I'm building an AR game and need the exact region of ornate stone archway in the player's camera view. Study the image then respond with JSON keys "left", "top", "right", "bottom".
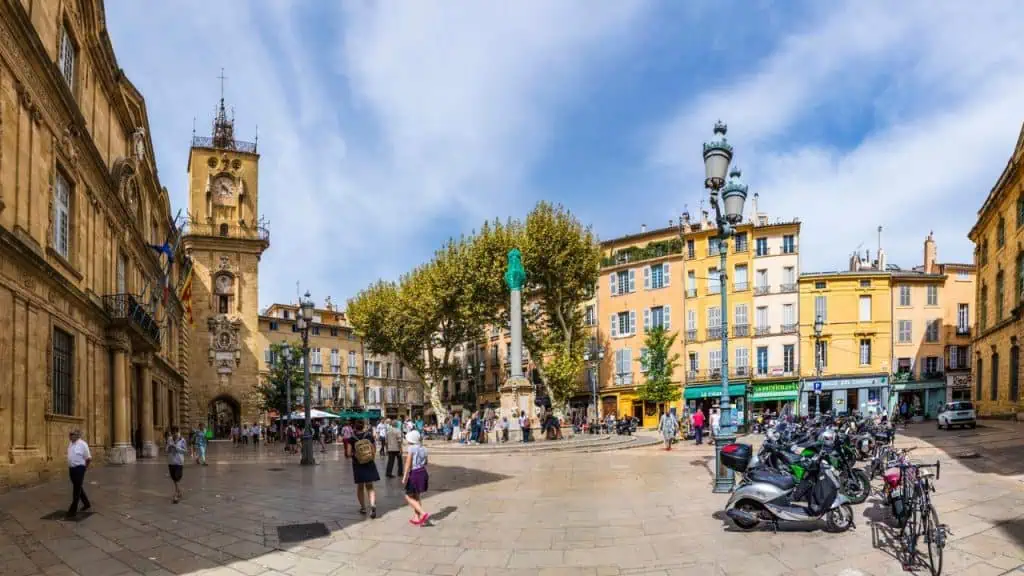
{"left": 207, "top": 395, "right": 241, "bottom": 439}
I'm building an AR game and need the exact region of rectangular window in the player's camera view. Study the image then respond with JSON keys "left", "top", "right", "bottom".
{"left": 783, "top": 344, "right": 795, "bottom": 372}
{"left": 709, "top": 350, "right": 722, "bottom": 372}
{"left": 756, "top": 347, "right": 768, "bottom": 375}
{"left": 755, "top": 237, "right": 768, "bottom": 256}
{"left": 348, "top": 351, "right": 357, "bottom": 374}
{"left": 734, "top": 233, "right": 748, "bottom": 252}
{"left": 649, "top": 306, "right": 666, "bottom": 330}
{"left": 735, "top": 348, "right": 749, "bottom": 370}
{"left": 734, "top": 304, "right": 748, "bottom": 326}
{"left": 218, "top": 295, "right": 228, "bottom": 314}
{"left": 708, "top": 268, "right": 721, "bottom": 294}
{"left": 897, "top": 357, "right": 912, "bottom": 374}
{"left": 584, "top": 305, "right": 595, "bottom": 326}
{"left": 814, "top": 295, "right": 827, "bottom": 323}
{"left": 980, "top": 286, "right": 988, "bottom": 331}
{"left": 1011, "top": 347, "right": 1020, "bottom": 402}
{"left": 617, "top": 311, "right": 630, "bottom": 336}
{"left": 734, "top": 265, "right": 748, "bottom": 290}
{"left": 783, "top": 267, "right": 795, "bottom": 286}
{"left": 312, "top": 326, "right": 321, "bottom": 336}
{"left": 331, "top": 328, "right": 339, "bottom": 337}
{"left": 755, "top": 306, "right": 768, "bottom": 330}
{"left": 686, "top": 239, "right": 695, "bottom": 259}
{"left": 815, "top": 281, "right": 826, "bottom": 289}
{"left": 859, "top": 339, "right": 871, "bottom": 366}
{"left": 686, "top": 309, "right": 697, "bottom": 331}
{"left": 925, "top": 356, "right": 940, "bottom": 376}
{"left": 399, "top": 363, "right": 405, "bottom": 379}
{"left": 54, "top": 171, "right": 71, "bottom": 259}
{"left": 991, "top": 353, "right": 999, "bottom": 401}
{"left": 782, "top": 303, "right": 795, "bottom": 327}
{"left": 957, "top": 270, "right": 969, "bottom": 281}
{"left": 925, "top": 319, "right": 940, "bottom": 342}
{"left": 492, "top": 344, "right": 499, "bottom": 363}
{"left": 755, "top": 269, "right": 768, "bottom": 289}
{"left": 816, "top": 340, "right": 828, "bottom": 369}
{"left": 52, "top": 328, "right": 73, "bottom": 416}
{"left": 687, "top": 271, "right": 696, "bottom": 291}
{"left": 898, "top": 320, "right": 912, "bottom": 343}
{"left": 688, "top": 352, "right": 699, "bottom": 373}
{"left": 709, "top": 237, "right": 721, "bottom": 255}
{"left": 976, "top": 359, "right": 983, "bottom": 401}
{"left": 648, "top": 263, "right": 667, "bottom": 289}
{"left": 860, "top": 279, "right": 870, "bottom": 288}
{"left": 707, "top": 306, "right": 721, "bottom": 328}
{"left": 997, "top": 273, "right": 1005, "bottom": 320}
{"left": 269, "top": 321, "right": 279, "bottom": 331}
{"left": 927, "top": 285, "right": 938, "bottom": 306}
{"left": 899, "top": 285, "right": 911, "bottom": 307}
{"left": 615, "top": 348, "right": 633, "bottom": 385}
{"left": 782, "top": 235, "right": 795, "bottom": 254}
{"left": 859, "top": 295, "right": 871, "bottom": 322}
{"left": 958, "top": 304, "right": 970, "bottom": 333}
{"left": 58, "top": 25, "right": 76, "bottom": 90}
{"left": 330, "top": 349, "right": 340, "bottom": 368}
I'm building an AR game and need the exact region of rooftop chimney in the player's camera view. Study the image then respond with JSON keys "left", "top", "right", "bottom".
{"left": 640, "top": 223, "right": 647, "bottom": 233}
{"left": 750, "top": 192, "right": 759, "bottom": 224}
{"left": 924, "top": 231, "right": 937, "bottom": 274}
{"left": 701, "top": 210, "right": 710, "bottom": 228}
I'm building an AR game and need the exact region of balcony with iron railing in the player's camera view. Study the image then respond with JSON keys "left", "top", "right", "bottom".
{"left": 780, "top": 283, "right": 798, "bottom": 294}
{"left": 733, "top": 366, "right": 749, "bottom": 378}
{"left": 708, "top": 285, "right": 722, "bottom": 295}
{"left": 192, "top": 135, "right": 258, "bottom": 153}
{"left": 686, "top": 288, "right": 698, "bottom": 298}
{"left": 685, "top": 329, "right": 698, "bottom": 343}
{"left": 782, "top": 244, "right": 798, "bottom": 255}
{"left": 755, "top": 247, "right": 771, "bottom": 257}
{"left": 182, "top": 219, "right": 269, "bottom": 244}
{"left": 735, "top": 243, "right": 749, "bottom": 254}
{"left": 103, "top": 294, "right": 161, "bottom": 350}
{"left": 733, "top": 324, "right": 750, "bottom": 337}
{"left": 781, "top": 323, "right": 798, "bottom": 334}
{"left": 707, "top": 326, "right": 723, "bottom": 340}
{"left": 753, "top": 365, "right": 798, "bottom": 379}
{"left": 734, "top": 281, "right": 749, "bottom": 292}
{"left": 754, "top": 326, "right": 772, "bottom": 336}
{"left": 684, "top": 250, "right": 697, "bottom": 260}
{"left": 754, "top": 285, "right": 771, "bottom": 296}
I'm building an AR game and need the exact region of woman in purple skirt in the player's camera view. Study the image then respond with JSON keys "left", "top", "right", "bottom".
{"left": 402, "top": 430, "right": 430, "bottom": 526}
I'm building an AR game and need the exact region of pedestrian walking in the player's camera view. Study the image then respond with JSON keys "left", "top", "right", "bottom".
{"left": 166, "top": 427, "right": 187, "bottom": 503}
{"left": 341, "top": 420, "right": 354, "bottom": 458}
{"left": 385, "top": 420, "right": 404, "bottom": 478}
{"left": 658, "top": 411, "right": 678, "bottom": 451}
{"left": 402, "top": 430, "right": 430, "bottom": 526}
{"left": 710, "top": 408, "right": 721, "bottom": 438}
{"left": 65, "top": 429, "right": 92, "bottom": 519}
{"left": 195, "top": 424, "right": 209, "bottom": 465}
{"left": 252, "top": 423, "right": 261, "bottom": 447}
{"left": 692, "top": 409, "right": 705, "bottom": 445}
{"left": 346, "top": 420, "right": 380, "bottom": 518}
{"left": 376, "top": 419, "right": 388, "bottom": 457}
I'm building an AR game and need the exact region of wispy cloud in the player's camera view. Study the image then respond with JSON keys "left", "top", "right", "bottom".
{"left": 649, "top": 0, "right": 1024, "bottom": 271}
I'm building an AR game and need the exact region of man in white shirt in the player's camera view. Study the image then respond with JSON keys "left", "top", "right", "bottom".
{"left": 66, "top": 429, "right": 92, "bottom": 518}
{"left": 376, "top": 420, "right": 388, "bottom": 457}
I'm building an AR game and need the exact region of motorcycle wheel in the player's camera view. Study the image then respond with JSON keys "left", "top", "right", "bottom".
{"left": 731, "top": 501, "right": 762, "bottom": 531}
{"left": 843, "top": 469, "right": 871, "bottom": 504}
{"left": 825, "top": 503, "right": 855, "bottom": 533}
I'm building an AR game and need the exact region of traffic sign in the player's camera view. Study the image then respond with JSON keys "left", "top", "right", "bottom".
{"left": 813, "top": 381, "right": 822, "bottom": 392}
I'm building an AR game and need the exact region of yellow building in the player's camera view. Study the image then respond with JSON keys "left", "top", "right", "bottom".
{"left": 258, "top": 301, "right": 422, "bottom": 423}
{"left": 0, "top": 0, "right": 190, "bottom": 489}
{"left": 799, "top": 262, "right": 892, "bottom": 416}
{"left": 968, "top": 122, "right": 1024, "bottom": 417}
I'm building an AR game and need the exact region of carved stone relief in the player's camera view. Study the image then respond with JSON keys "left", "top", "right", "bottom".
{"left": 207, "top": 315, "right": 242, "bottom": 374}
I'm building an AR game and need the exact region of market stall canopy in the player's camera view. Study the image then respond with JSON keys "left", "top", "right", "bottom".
{"left": 278, "top": 409, "right": 339, "bottom": 420}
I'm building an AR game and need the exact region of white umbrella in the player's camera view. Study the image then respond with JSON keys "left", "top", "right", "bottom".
{"left": 281, "top": 409, "right": 339, "bottom": 420}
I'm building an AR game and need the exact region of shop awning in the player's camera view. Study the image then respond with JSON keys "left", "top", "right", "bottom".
{"left": 329, "top": 409, "right": 382, "bottom": 420}
{"left": 891, "top": 380, "right": 945, "bottom": 392}
{"left": 684, "top": 383, "right": 746, "bottom": 400}
{"left": 750, "top": 382, "right": 799, "bottom": 402}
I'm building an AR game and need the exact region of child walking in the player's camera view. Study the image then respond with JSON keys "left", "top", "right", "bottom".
{"left": 166, "top": 427, "right": 186, "bottom": 503}
{"left": 402, "top": 430, "right": 430, "bottom": 526}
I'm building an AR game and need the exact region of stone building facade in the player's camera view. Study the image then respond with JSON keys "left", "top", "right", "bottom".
{"left": 182, "top": 100, "right": 268, "bottom": 432}
{"left": 968, "top": 123, "right": 1024, "bottom": 417}
{"left": 0, "top": 0, "right": 189, "bottom": 490}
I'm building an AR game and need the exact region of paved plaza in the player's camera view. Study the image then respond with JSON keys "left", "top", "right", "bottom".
{"left": 2, "top": 423, "right": 1024, "bottom": 576}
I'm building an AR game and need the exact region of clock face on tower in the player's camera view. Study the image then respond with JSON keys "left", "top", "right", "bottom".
{"left": 213, "top": 175, "right": 234, "bottom": 198}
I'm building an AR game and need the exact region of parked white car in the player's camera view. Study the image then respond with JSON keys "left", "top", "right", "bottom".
{"left": 937, "top": 401, "right": 976, "bottom": 430}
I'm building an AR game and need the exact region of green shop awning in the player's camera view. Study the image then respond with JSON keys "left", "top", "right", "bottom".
{"left": 332, "top": 409, "right": 382, "bottom": 419}
{"left": 750, "top": 382, "right": 799, "bottom": 402}
{"left": 891, "top": 380, "right": 945, "bottom": 392}
{"left": 684, "top": 383, "right": 746, "bottom": 400}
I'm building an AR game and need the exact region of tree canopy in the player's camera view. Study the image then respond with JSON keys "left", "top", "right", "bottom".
{"left": 254, "top": 341, "right": 305, "bottom": 417}
{"left": 637, "top": 326, "right": 681, "bottom": 405}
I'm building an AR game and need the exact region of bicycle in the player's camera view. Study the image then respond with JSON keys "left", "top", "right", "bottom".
{"left": 898, "top": 460, "right": 948, "bottom": 575}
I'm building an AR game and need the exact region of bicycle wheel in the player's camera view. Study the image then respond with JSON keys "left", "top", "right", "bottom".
{"left": 925, "top": 505, "right": 944, "bottom": 576}
{"left": 903, "top": 503, "right": 919, "bottom": 569}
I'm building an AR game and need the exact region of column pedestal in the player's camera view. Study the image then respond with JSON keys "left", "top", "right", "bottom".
{"left": 499, "top": 375, "right": 535, "bottom": 442}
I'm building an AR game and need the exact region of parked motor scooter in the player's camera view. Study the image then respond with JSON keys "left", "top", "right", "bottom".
{"left": 720, "top": 443, "right": 856, "bottom": 533}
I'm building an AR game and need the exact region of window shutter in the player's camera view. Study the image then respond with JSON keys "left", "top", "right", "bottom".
{"left": 938, "top": 356, "right": 944, "bottom": 371}
{"left": 664, "top": 262, "right": 671, "bottom": 286}
{"left": 643, "top": 266, "right": 650, "bottom": 290}
{"left": 640, "top": 348, "right": 648, "bottom": 373}
{"left": 264, "top": 348, "right": 271, "bottom": 363}
{"left": 643, "top": 308, "right": 650, "bottom": 332}
{"left": 628, "top": 269, "right": 636, "bottom": 292}
{"left": 664, "top": 305, "right": 672, "bottom": 330}
{"left": 629, "top": 310, "right": 637, "bottom": 335}
{"left": 610, "top": 273, "right": 617, "bottom": 296}
{"left": 610, "top": 314, "right": 618, "bottom": 338}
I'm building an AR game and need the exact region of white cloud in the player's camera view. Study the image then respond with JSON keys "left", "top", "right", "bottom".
{"left": 649, "top": 0, "right": 1024, "bottom": 271}
{"left": 106, "top": 1, "right": 648, "bottom": 305}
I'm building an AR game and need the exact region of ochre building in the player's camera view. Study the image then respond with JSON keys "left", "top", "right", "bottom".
{"left": 968, "top": 123, "right": 1024, "bottom": 417}
{"left": 0, "top": 0, "right": 189, "bottom": 490}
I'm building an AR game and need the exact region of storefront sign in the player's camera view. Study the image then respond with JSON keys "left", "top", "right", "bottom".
{"left": 948, "top": 373, "right": 972, "bottom": 389}
{"left": 813, "top": 376, "right": 888, "bottom": 391}
{"left": 683, "top": 383, "right": 746, "bottom": 400}
{"left": 750, "top": 382, "right": 799, "bottom": 402}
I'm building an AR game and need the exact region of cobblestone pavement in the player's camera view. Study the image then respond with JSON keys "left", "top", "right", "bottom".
{"left": 2, "top": 423, "right": 1024, "bottom": 576}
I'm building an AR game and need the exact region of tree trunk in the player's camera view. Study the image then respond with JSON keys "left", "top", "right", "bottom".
{"left": 427, "top": 381, "right": 449, "bottom": 422}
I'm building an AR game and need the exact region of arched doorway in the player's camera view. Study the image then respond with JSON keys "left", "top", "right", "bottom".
{"left": 208, "top": 395, "right": 240, "bottom": 439}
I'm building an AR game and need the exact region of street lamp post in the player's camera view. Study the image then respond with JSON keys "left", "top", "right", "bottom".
{"left": 583, "top": 346, "right": 605, "bottom": 427}
{"left": 814, "top": 314, "right": 824, "bottom": 417}
{"left": 280, "top": 345, "right": 293, "bottom": 448}
{"left": 702, "top": 121, "right": 748, "bottom": 494}
{"left": 297, "top": 291, "right": 316, "bottom": 466}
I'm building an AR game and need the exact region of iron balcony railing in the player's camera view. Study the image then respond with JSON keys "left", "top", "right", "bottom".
{"left": 708, "top": 285, "right": 722, "bottom": 295}
{"left": 686, "top": 288, "right": 698, "bottom": 298}
{"left": 780, "top": 283, "right": 798, "bottom": 293}
{"left": 685, "top": 250, "right": 697, "bottom": 260}
{"left": 182, "top": 220, "right": 269, "bottom": 243}
{"left": 734, "top": 281, "right": 749, "bottom": 292}
{"left": 733, "top": 324, "right": 750, "bottom": 337}
{"left": 754, "top": 285, "right": 771, "bottom": 296}
{"left": 782, "top": 244, "right": 798, "bottom": 254}
{"left": 734, "top": 366, "right": 749, "bottom": 377}
{"left": 754, "top": 326, "right": 772, "bottom": 336}
{"left": 707, "top": 327, "right": 723, "bottom": 340}
{"left": 103, "top": 294, "right": 161, "bottom": 344}
{"left": 735, "top": 243, "right": 749, "bottom": 253}
{"left": 755, "top": 247, "right": 771, "bottom": 257}
{"left": 956, "top": 326, "right": 971, "bottom": 336}
{"left": 685, "top": 329, "right": 698, "bottom": 343}
{"left": 781, "top": 323, "right": 798, "bottom": 334}
{"left": 686, "top": 370, "right": 699, "bottom": 382}
{"left": 753, "top": 365, "right": 798, "bottom": 379}
{"left": 191, "top": 135, "right": 257, "bottom": 153}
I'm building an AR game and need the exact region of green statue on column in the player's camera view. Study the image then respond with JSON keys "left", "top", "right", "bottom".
{"left": 505, "top": 249, "right": 526, "bottom": 291}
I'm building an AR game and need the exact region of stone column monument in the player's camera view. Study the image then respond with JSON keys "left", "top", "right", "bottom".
{"left": 500, "top": 249, "right": 534, "bottom": 440}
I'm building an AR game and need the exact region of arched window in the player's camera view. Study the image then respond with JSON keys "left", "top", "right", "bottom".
{"left": 998, "top": 216, "right": 1006, "bottom": 247}
{"left": 1010, "top": 344, "right": 1020, "bottom": 402}
{"left": 991, "top": 351, "right": 1000, "bottom": 402}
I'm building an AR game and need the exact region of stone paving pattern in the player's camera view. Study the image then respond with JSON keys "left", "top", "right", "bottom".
{"left": 2, "top": 422, "right": 1024, "bottom": 575}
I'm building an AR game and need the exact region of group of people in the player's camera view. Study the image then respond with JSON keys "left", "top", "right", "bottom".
{"left": 345, "top": 419, "right": 432, "bottom": 526}
{"left": 229, "top": 423, "right": 263, "bottom": 446}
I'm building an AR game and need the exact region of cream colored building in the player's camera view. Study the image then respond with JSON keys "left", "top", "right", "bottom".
{"left": 259, "top": 301, "right": 422, "bottom": 421}
{"left": 0, "top": 0, "right": 189, "bottom": 489}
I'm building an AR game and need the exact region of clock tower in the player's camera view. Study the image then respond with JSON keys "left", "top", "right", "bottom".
{"left": 182, "top": 94, "right": 269, "bottom": 435}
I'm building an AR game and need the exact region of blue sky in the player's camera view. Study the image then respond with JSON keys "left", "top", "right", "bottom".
{"left": 104, "top": 0, "right": 1024, "bottom": 308}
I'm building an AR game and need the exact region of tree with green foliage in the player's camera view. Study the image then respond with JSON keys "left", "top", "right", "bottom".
{"left": 254, "top": 341, "right": 304, "bottom": 418}
{"left": 637, "top": 326, "right": 681, "bottom": 406}
{"left": 348, "top": 237, "right": 493, "bottom": 421}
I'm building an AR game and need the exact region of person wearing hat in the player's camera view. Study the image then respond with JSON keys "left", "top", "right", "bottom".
{"left": 402, "top": 430, "right": 430, "bottom": 526}
{"left": 66, "top": 429, "right": 92, "bottom": 519}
